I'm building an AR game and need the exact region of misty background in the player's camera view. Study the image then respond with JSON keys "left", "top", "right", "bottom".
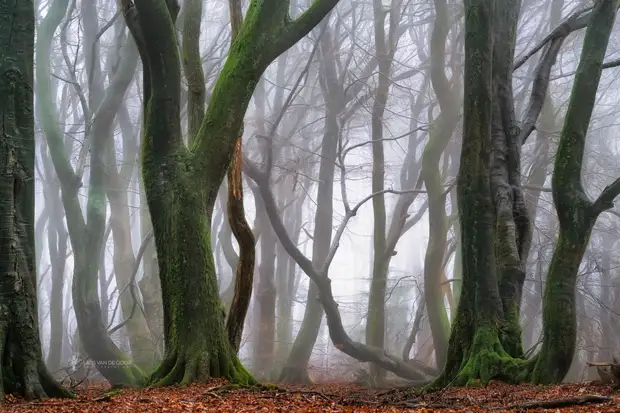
{"left": 33, "top": 0, "right": 620, "bottom": 385}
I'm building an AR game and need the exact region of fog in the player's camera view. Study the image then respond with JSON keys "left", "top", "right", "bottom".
{"left": 29, "top": 0, "right": 620, "bottom": 388}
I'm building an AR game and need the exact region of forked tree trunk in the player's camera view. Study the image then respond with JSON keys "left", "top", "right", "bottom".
{"left": 124, "top": 0, "right": 339, "bottom": 385}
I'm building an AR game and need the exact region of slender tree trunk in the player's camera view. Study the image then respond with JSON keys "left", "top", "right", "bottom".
{"left": 420, "top": 0, "right": 461, "bottom": 370}
{"left": 253, "top": 198, "right": 277, "bottom": 378}
{"left": 279, "top": 109, "right": 339, "bottom": 383}
{"left": 37, "top": 0, "right": 144, "bottom": 386}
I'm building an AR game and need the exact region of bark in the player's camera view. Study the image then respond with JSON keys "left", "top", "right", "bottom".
{"left": 226, "top": 139, "right": 256, "bottom": 354}
{"left": 435, "top": 0, "right": 620, "bottom": 387}
{"left": 530, "top": 0, "right": 619, "bottom": 383}
{"left": 365, "top": 0, "right": 407, "bottom": 384}
{"left": 138, "top": 182, "right": 165, "bottom": 355}
{"left": 182, "top": 0, "right": 206, "bottom": 141}
{"left": 123, "top": 0, "right": 339, "bottom": 386}
{"left": 278, "top": 27, "right": 340, "bottom": 384}
{"left": 597, "top": 236, "right": 614, "bottom": 361}
{"left": 37, "top": 0, "right": 144, "bottom": 386}
{"left": 278, "top": 116, "right": 337, "bottom": 383}
{"left": 0, "top": 0, "right": 70, "bottom": 398}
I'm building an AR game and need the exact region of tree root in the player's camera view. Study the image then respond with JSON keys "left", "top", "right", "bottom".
{"left": 1, "top": 361, "right": 73, "bottom": 400}
{"left": 148, "top": 349, "right": 256, "bottom": 387}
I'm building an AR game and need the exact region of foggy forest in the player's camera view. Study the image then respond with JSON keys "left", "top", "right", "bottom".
{"left": 4, "top": 0, "right": 620, "bottom": 411}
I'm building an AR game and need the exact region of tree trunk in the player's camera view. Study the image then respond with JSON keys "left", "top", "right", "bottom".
{"left": 436, "top": 0, "right": 620, "bottom": 387}
{"left": 275, "top": 193, "right": 304, "bottom": 368}
{"left": 126, "top": 0, "right": 339, "bottom": 386}
{"left": 0, "top": 0, "right": 70, "bottom": 398}
{"left": 279, "top": 108, "right": 338, "bottom": 383}
{"left": 252, "top": 197, "right": 277, "bottom": 378}
{"left": 138, "top": 183, "right": 164, "bottom": 355}
{"left": 37, "top": 0, "right": 144, "bottom": 387}
{"left": 420, "top": 0, "right": 462, "bottom": 371}
{"left": 40, "top": 146, "right": 67, "bottom": 373}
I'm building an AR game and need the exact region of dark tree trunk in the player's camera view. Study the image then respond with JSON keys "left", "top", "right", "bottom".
{"left": 0, "top": 0, "right": 70, "bottom": 398}
{"left": 435, "top": 0, "right": 620, "bottom": 387}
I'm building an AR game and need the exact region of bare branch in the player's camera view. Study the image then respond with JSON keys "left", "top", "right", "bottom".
{"left": 513, "top": 5, "right": 593, "bottom": 70}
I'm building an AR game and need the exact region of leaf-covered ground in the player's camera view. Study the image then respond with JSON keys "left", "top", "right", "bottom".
{"left": 3, "top": 380, "right": 619, "bottom": 412}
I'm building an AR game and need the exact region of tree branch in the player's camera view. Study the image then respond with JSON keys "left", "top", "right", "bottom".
{"left": 593, "top": 177, "right": 620, "bottom": 213}
{"left": 513, "top": 5, "right": 593, "bottom": 70}
{"left": 274, "top": 0, "right": 340, "bottom": 55}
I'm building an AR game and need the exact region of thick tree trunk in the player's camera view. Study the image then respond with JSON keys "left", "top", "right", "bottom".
{"left": 126, "top": 0, "right": 339, "bottom": 386}
{"left": 145, "top": 170, "right": 254, "bottom": 385}
{"left": 0, "top": 0, "right": 70, "bottom": 398}
{"left": 436, "top": 0, "right": 620, "bottom": 387}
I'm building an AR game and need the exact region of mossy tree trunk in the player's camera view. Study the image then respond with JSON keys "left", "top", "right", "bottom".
{"left": 0, "top": 0, "right": 70, "bottom": 399}
{"left": 435, "top": 0, "right": 620, "bottom": 387}
{"left": 122, "top": 0, "right": 340, "bottom": 386}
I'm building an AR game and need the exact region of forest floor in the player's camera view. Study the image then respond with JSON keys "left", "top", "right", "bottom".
{"left": 2, "top": 379, "right": 620, "bottom": 412}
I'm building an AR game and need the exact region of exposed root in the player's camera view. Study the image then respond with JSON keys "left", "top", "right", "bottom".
{"left": 148, "top": 349, "right": 256, "bottom": 387}
{"left": 1, "top": 362, "right": 73, "bottom": 400}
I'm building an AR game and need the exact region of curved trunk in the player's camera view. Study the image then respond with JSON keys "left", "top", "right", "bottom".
{"left": 279, "top": 112, "right": 339, "bottom": 383}
{"left": 36, "top": 0, "right": 144, "bottom": 386}
{"left": 226, "top": 139, "right": 256, "bottom": 354}
{"left": 126, "top": 0, "right": 339, "bottom": 386}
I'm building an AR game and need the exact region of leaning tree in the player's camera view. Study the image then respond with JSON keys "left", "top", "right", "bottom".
{"left": 435, "top": 0, "right": 620, "bottom": 386}
{"left": 120, "top": 0, "right": 339, "bottom": 385}
{"left": 0, "top": 0, "right": 71, "bottom": 400}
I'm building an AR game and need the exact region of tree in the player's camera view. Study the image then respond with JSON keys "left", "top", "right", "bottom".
{"left": 121, "top": 0, "right": 340, "bottom": 385}
{"left": 0, "top": 0, "right": 70, "bottom": 399}
{"left": 434, "top": 0, "right": 620, "bottom": 386}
